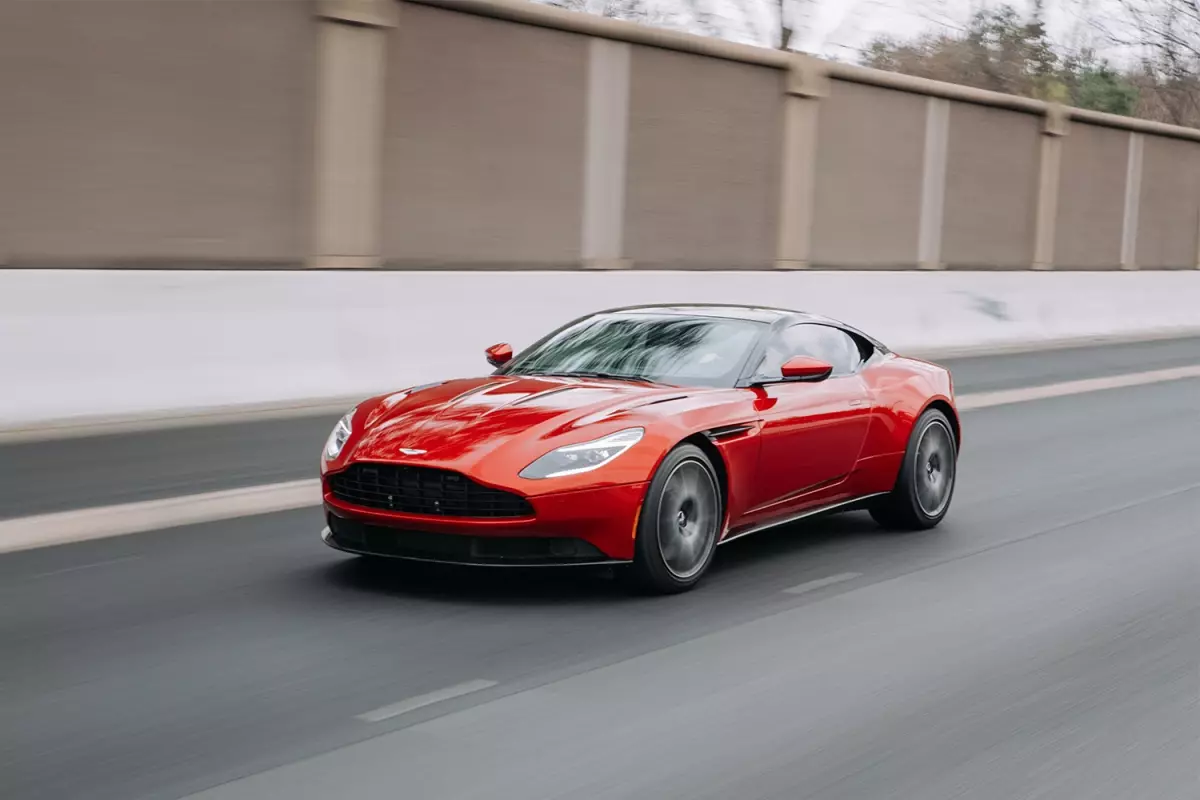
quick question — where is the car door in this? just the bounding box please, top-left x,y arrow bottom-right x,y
746,323 -> 874,515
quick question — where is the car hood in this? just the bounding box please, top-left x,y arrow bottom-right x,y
347,375 -> 689,469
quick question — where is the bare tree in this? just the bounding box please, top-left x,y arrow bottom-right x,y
538,0 -> 731,37
730,0 -> 819,50
1100,0 -> 1200,125
777,0 -> 796,49
1106,0 -> 1199,59
540,0 -> 661,23
539,0 -> 824,52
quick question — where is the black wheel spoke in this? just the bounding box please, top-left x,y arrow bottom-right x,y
655,459 -> 720,580
914,420 -> 955,518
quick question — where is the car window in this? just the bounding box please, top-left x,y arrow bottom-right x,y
753,323 -> 865,379
501,313 -> 766,388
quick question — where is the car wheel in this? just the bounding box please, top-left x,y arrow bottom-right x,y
870,408 -> 957,531
630,444 -> 723,594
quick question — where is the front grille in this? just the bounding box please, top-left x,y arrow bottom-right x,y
326,515 -> 607,565
327,463 -> 534,518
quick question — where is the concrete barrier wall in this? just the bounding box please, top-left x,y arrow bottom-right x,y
0,0 -> 316,266
810,81 -> 926,269
2,0 -> 1199,271
1138,136 -> 1200,269
942,105 -> 1042,269
1055,124 -> 1129,270
624,46 -> 783,270
3,269 -> 1198,431
381,3 -> 589,267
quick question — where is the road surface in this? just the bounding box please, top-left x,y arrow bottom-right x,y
1,338 -> 1197,799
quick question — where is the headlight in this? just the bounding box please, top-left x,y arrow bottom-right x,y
519,428 -> 644,479
323,408 -> 356,461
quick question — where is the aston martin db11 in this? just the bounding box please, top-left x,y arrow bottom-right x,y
320,304 -> 960,593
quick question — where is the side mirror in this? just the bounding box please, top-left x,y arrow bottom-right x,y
486,343 -> 513,367
780,355 -> 833,382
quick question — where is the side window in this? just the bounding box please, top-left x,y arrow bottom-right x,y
754,324 -> 865,379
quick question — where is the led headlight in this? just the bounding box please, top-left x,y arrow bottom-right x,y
519,428 -> 644,479
323,408 -> 356,461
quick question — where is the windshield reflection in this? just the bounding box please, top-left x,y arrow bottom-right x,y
502,314 -> 764,388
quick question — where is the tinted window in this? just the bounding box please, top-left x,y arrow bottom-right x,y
753,323 -> 865,379
502,313 -> 765,388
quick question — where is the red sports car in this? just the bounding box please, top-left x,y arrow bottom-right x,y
320,304 -> 960,593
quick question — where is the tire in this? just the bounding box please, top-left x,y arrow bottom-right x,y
629,444 -> 723,594
870,408 -> 957,531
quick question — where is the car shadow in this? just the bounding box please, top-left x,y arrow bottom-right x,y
712,510 -> 907,571
319,555 -> 633,604
317,510 -> 927,605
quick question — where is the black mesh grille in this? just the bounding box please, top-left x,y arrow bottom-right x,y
327,464 -> 533,518
325,515 -> 607,565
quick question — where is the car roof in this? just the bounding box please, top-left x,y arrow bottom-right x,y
594,304 -> 889,352
602,303 -> 810,325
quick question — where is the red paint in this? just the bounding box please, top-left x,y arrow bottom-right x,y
741,376 -> 873,521
485,342 -> 512,367
322,307 -> 958,563
780,355 -> 833,381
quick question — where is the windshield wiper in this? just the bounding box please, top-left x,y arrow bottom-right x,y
520,370 -> 651,383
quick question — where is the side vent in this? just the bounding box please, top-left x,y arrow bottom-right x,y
704,423 -> 756,442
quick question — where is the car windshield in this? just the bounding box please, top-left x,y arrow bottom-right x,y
501,313 -> 765,388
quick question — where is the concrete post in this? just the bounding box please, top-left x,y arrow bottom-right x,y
1194,206 -> 1200,270
309,0 -> 397,269
917,98 -> 950,270
581,38 -> 632,270
775,55 -> 828,270
1120,132 -> 1144,271
1032,104 -> 1069,270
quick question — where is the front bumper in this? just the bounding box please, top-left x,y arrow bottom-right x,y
321,481 -> 648,565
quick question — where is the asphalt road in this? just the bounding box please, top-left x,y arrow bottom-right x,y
1,345 -> 1199,800
2,335 -> 1199,520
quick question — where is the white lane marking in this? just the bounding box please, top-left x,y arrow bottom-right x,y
957,364 -> 1200,411
30,555 -> 143,579
783,572 -> 861,595
0,480 -> 321,555
356,680 -> 499,724
0,364 -> 1197,554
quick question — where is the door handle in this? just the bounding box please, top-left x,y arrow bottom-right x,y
849,399 -> 867,408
